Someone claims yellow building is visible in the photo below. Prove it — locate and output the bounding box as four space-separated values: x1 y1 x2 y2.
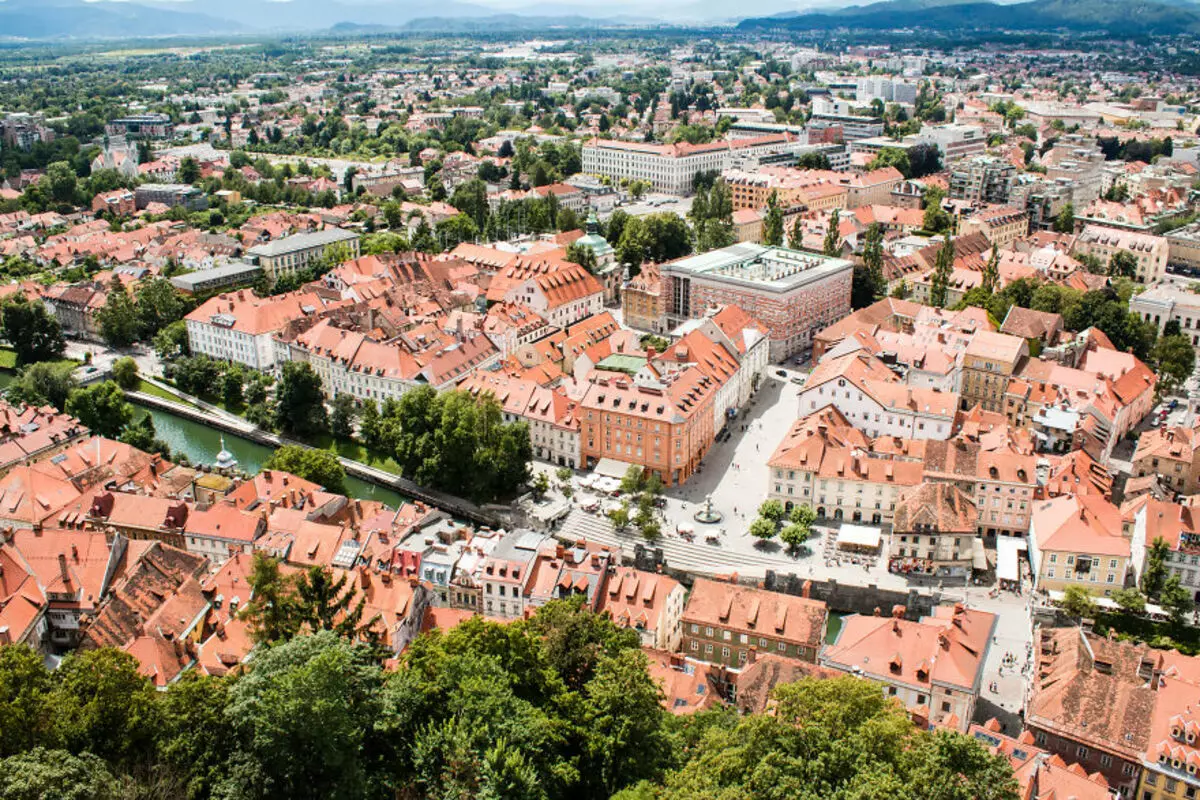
1029 494 1129 597
960 331 1028 413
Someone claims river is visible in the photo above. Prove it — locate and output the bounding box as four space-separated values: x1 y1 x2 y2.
0 365 409 508
136 403 412 509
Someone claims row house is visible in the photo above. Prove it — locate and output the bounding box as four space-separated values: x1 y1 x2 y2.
821 604 995 733
598 567 686 652
1072 224 1169 284
1125 497 1200 604
889 483 980 581
501 261 605 329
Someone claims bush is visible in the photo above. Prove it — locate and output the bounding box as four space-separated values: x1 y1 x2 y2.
111 357 138 390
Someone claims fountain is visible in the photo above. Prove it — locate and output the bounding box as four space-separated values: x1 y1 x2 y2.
693 494 723 524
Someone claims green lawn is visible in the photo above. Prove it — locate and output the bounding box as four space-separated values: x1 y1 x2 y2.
304 432 403 475
132 379 200 409
0 349 81 373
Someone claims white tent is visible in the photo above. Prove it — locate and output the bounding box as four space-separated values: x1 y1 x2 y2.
836 524 881 551
996 536 1025 583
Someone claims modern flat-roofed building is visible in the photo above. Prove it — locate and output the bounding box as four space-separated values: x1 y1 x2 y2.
808 113 884 143
169 262 263 295
105 113 174 139
246 228 361 280
950 156 1017 204
134 183 208 212
661 243 852 360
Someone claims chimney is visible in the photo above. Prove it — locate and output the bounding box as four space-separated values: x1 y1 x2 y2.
892 604 906 619
801 579 812 599
70 542 78 561
747 646 758 665
360 568 371 588
58 553 69 584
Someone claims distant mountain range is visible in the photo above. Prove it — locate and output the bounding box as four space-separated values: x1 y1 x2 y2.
737 0 1200 34
0 0 1196 40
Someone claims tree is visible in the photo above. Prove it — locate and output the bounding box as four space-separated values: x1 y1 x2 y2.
620 465 645 495
566 242 598 273
780 523 809 552
218 632 385 800
65 381 133 438
0 749 118 800
1052 202 1075 234
1153 334 1196 396
853 223 885 309
111 356 138 390
607 504 630 531
530 471 550 500
153 320 190 360
981 246 1000 295
46 648 159 768
358 400 383 451
651 676 1018 800
264 445 347 494
44 161 78 206
275 361 329 437
822 209 841 256
330 394 358 440
0 645 53 758
527 598 641 691
6 361 77 410
1060 585 1098 619
0 294 64 366
1143 536 1171 597
97 277 139 348
796 151 830 170
177 157 200 184
689 181 734 254
789 504 817 528
118 412 171 460
1162 574 1195 626
1111 587 1147 614
616 218 652 271
930 235 955 308
749 517 778 542
758 499 785 523
156 673 235 800
1108 249 1138 279
222 364 245 407
134 277 188 337
922 186 952 234
762 191 784 246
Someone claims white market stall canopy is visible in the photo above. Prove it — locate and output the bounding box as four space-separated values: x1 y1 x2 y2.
836 524 881 551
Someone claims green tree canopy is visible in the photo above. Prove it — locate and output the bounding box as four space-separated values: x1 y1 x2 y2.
264 445 347 494
65 380 133 439
0 294 65 367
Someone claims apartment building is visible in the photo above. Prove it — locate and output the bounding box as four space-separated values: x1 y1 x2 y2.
661 243 852 361
246 228 361 280
960 330 1029 413
1029 493 1128 596
578 368 717 486
581 134 799 195
1024 627 1156 796
1132 284 1200 346
186 289 330 371
1124 497 1200 604
622 264 664 333
950 156 1017 204
598 567 686 651
134 184 207 212
1073 225 1169 284
480 529 549 619
958 206 1030 250
796 352 959 441
105 113 174 139
821 604 995 733
681 578 828 668
767 407 923 522
1132 426 1200 495
888 483 980 580
501 261 605 328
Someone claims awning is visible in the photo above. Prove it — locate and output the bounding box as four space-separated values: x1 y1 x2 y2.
593 458 639 480
836 524 881 550
996 536 1023 582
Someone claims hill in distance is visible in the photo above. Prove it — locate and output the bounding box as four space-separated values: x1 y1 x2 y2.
738 0 1200 34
